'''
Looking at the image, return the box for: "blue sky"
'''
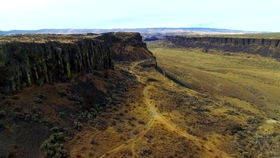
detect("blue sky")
[0,0,279,32]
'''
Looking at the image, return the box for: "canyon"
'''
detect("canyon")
[0,33,280,158]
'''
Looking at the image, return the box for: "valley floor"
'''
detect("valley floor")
[67,49,280,157]
[148,44,280,157]
[68,59,230,158]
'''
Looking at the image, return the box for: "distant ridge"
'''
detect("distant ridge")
[0,28,250,35]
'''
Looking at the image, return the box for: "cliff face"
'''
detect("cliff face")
[0,32,152,94]
[167,36,280,59]
[97,32,155,61]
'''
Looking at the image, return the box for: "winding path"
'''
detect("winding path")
[99,60,199,158]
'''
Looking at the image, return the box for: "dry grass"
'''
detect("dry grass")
[148,42,280,157]
[149,46,280,117]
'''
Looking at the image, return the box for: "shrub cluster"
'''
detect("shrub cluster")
[40,128,68,158]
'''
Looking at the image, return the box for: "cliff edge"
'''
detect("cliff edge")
[167,36,280,59]
[0,32,154,94]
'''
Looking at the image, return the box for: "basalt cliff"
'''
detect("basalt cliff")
[0,32,153,94]
[167,36,280,59]
[0,32,154,158]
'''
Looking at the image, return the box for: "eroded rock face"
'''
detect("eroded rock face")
[97,32,155,61]
[167,36,280,59]
[0,32,153,94]
[0,39,112,94]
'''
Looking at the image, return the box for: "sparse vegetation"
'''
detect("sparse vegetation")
[139,148,152,157]
[148,41,280,157]
[73,120,83,131]
[149,44,280,119]
[40,131,68,158]
[3,99,11,106]
[247,116,263,124]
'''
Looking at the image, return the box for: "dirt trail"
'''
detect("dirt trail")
[132,60,199,141]
[99,60,198,158]
[99,60,155,158]
[99,60,229,158]
[99,118,155,158]
[143,84,200,141]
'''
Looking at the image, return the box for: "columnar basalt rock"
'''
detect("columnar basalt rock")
[0,39,112,94]
[0,32,153,94]
[167,36,280,59]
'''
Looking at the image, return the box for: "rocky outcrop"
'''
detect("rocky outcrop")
[0,32,152,94]
[167,36,280,59]
[97,32,155,61]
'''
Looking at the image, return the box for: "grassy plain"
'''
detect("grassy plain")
[148,41,280,157]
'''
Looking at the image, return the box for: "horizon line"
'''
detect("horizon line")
[0,27,264,32]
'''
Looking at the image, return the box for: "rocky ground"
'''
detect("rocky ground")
[0,65,138,157]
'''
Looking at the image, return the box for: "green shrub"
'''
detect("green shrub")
[3,99,11,106]
[73,121,82,131]
[40,132,68,158]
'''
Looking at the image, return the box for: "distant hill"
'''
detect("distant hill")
[0,28,248,35]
